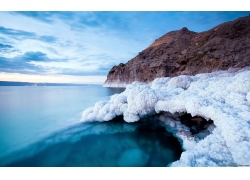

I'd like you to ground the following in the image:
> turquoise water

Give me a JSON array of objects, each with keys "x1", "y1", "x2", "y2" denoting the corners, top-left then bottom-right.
[{"x1": 0, "y1": 85, "x2": 182, "y2": 167}]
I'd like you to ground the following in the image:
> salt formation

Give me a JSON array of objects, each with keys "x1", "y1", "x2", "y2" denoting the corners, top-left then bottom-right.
[{"x1": 81, "y1": 68, "x2": 250, "y2": 166}]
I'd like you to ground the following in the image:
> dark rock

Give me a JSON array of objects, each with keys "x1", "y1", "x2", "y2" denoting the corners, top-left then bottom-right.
[
  {"x1": 104, "y1": 15, "x2": 250, "y2": 87},
  {"x1": 190, "y1": 117, "x2": 207, "y2": 128},
  {"x1": 190, "y1": 125, "x2": 200, "y2": 134},
  {"x1": 203, "y1": 124, "x2": 210, "y2": 129},
  {"x1": 207, "y1": 120, "x2": 214, "y2": 124},
  {"x1": 179, "y1": 113, "x2": 192, "y2": 121},
  {"x1": 179, "y1": 113, "x2": 192, "y2": 127},
  {"x1": 207, "y1": 124, "x2": 216, "y2": 133},
  {"x1": 196, "y1": 130, "x2": 210, "y2": 139},
  {"x1": 178, "y1": 113, "x2": 215, "y2": 134},
  {"x1": 109, "y1": 115, "x2": 124, "y2": 123}
]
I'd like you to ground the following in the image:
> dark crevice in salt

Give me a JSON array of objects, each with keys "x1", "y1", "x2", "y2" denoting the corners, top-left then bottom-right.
[
  {"x1": 179, "y1": 113, "x2": 214, "y2": 135},
  {"x1": 108, "y1": 115, "x2": 124, "y2": 123},
  {"x1": 156, "y1": 111, "x2": 216, "y2": 142}
]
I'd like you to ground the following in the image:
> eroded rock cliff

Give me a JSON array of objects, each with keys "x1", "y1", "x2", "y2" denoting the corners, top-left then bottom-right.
[{"x1": 104, "y1": 15, "x2": 250, "y2": 87}]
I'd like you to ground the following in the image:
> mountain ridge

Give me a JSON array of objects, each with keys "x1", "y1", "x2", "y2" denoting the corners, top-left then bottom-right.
[{"x1": 104, "y1": 15, "x2": 250, "y2": 87}]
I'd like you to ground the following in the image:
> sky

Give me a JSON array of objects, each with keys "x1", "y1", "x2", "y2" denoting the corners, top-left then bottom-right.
[{"x1": 0, "y1": 11, "x2": 250, "y2": 84}]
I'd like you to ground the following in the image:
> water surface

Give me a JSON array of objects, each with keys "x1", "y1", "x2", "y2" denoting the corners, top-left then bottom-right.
[
  {"x1": 0, "y1": 85, "x2": 182, "y2": 166},
  {"x1": 4, "y1": 119, "x2": 182, "y2": 167},
  {"x1": 0, "y1": 85, "x2": 124, "y2": 158}
]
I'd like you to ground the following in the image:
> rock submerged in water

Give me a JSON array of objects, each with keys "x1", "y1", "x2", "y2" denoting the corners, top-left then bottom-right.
[
  {"x1": 169, "y1": 121, "x2": 176, "y2": 128},
  {"x1": 117, "y1": 148, "x2": 149, "y2": 167},
  {"x1": 104, "y1": 15, "x2": 250, "y2": 87}
]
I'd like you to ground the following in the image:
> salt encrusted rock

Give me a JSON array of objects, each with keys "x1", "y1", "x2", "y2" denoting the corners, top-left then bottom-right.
[
  {"x1": 162, "y1": 111, "x2": 173, "y2": 117},
  {"x1": 203, "y1": 124, "x2": 210, "y2": 129},
  {"x1": 104, "y1": 15, "x2": 250, "y2": 87},
  {"x1": 208, "y1": 124, "x2": 216, "y2": 133},
  {"x1": 169, "y1": 121, "x2": 176, "y2": 128},
  {"x1": 178, "y1": 130, "x2": 192, "y2": 137},
  {"x1": 195, "y1": 130, "x2": 210, "y2": 140},
  {"x1": 82, "y1": 69, "x2": 250, "y2": 166},
  {"x1": 190, "y1": 125, "x2": 199, "y2": 134},
  {"x1": 171, "y1": 112, "x2": 180, "y2": 118},
  {"x1": 159, "y1": 115, "x2": 166, "y2": 122}
]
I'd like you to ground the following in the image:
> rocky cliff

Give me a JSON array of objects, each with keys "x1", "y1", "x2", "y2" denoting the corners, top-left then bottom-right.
[{"x1": 104, "y1": 15, "x2": 250, "y2": 87}]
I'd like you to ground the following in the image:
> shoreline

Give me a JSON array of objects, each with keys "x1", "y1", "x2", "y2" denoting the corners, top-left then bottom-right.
[{"x1": 82, "y1": 69, "x2": 250, "y2": 166}]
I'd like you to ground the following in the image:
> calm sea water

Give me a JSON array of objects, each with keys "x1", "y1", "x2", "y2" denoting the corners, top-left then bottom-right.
[{"x1": 0, "y1": 85, "x2": 182, "y2": 167}]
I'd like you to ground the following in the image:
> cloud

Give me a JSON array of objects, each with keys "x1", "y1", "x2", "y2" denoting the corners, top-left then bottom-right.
[
  {"x1": 77, "y1": 12, "x2": 129, "y2": 30},
  {"x1": 13, "y1": 11, "x2": 80, "y2": 24},
  {"x1": 0, "y1": 26, "x2": 36, "y2": 38},
  {"x1": 0, "y1": 56, "x2": 46, "y2": 74},
  {"x1": 0, "y1": 26, "x2": 57, "y2": 43},
  {"x1": 0, "y1": 51, "x2": 67, "y2": 74},
  {"x1": 78, "y1": 15, "x2": 101, "y2": 27},
  {"x1": 1, "y1": 11, "x2": 250, "y2": 82},
  {"x1": 12, "y1": 11, "x2": 54, "y2": 23},
  {"x1": 0, "y1": 43, "x2": 15, "y2": 52},
  {"x1": 0, "y1": 43, "x2": 13, "y2": 49},
  {"x1": 44, "y1": 59, "x2": 117, "y2": 76},
  {"x1": 0, "y1": 43, "x2": 18, "y2": 55},
  {"x1": 38, "y1": 35, "x2": 57, "y2": 43},
  {"x1": 21, "y1": 51, "x2": 50, "y2": 61},
  {"x1": 56, "y1": 69, "x2": 100, "y2": 76},
  {"x1": 0, "y1": 50, "x2": 112, "y2": 76}
]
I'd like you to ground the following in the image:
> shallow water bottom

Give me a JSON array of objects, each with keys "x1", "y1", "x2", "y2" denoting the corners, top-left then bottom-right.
[{"x1": 4, "y1": 119, "x2": 182, "y2": 167}]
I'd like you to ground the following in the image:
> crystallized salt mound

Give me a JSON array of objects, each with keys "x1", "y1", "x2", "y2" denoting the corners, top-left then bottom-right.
[{"x1": 81, "y1": 69, "x2": 250, "y2": 166}]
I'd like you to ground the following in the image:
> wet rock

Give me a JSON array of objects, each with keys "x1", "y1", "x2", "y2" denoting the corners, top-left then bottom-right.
[
  {"x1": 203, "y1": 123, "x2": 210, "y2": 129},
  {"x1": 187, "y1": 135, "x2": 194, "y2": 141},
  {"x1": 203, "y1": 120, "x2": 214, "y2": 129},
  {"x1": 207, "y1": 119, "x2": 214, "y2": 124},
  {"x1": 159, "y1": 115, "x2": 166, "y2": 122},
  {"x1": 175, "y1": 121, "x2": 181, "y2": 125},
  {"x1": 180, "y1": 119, "x2": 192, "y2": 127},
  {"x1": 172, "y1": 112, "x2": 180, "y2": 118},
  {"x1": 190, "y1": 125, "x2": 200, "y2": 134},
  {"x1": 179, "y1": 113, "x2": 192, "y2": 121},
  {"x1": 178, "y1": 130, "x2": 192, "y2": 137},
  {"x1": 195, "y1": 130, "x2": 210, "y2": 140},
  {"x1": 207, "y1": 124, "x2": 216, "y2": 133},
  {"x1": 169, "y1": 121, "x2": 176, "y2": 128},
  {"x1": 162, "y1": 111, "x2": 173, "y2": 117},
  {"x1": 190, "y1": 117, "x2": 207, "y2": 127},
  {"x1": 176, "y1": 124, "x2": 183, "y2": 130}
]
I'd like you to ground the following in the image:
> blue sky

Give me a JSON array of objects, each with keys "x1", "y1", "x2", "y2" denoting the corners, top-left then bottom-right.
[{"x1": 0, "y1": 11, "x2": 249, "y2": 83}]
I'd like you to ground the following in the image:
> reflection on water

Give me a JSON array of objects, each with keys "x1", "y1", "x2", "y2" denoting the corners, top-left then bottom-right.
[{"x1": 2, "y1": 118, "x2": 182, "y2": 167}]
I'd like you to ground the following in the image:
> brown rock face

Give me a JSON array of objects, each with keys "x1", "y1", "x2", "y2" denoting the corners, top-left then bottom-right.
[{"x1": 104, "y1": 15, "x2": 250, "y2": 87}]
